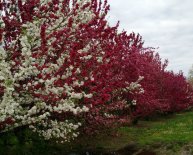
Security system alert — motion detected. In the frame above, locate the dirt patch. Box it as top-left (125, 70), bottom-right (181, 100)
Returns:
top-left (136, 150), bottom-right (157, 155)
top-left (116, 143), bottom-right (139, 155)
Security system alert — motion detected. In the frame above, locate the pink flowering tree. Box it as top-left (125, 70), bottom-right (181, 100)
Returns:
top-left (130, 49), bottom-right (192, 117)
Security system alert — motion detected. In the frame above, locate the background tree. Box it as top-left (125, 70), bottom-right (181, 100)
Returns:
top-left (188, 65), bottom-right (193, 87)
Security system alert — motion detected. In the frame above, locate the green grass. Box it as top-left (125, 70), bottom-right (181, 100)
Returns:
top-left (118, 111), bottom-right (193, 146)
top-left (60, 111), bottom-right (193, 153)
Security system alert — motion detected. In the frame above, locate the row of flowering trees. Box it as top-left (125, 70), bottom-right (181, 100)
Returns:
top-left (0, 0), bottom-right (192, 142)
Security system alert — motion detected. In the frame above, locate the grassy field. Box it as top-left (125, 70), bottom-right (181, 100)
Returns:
top-left (1, 111), bottom-right (193, 154)
top-left (67, 111), bottom-right (193, 154)
top-left (119, 111), bottom-right (193, 146)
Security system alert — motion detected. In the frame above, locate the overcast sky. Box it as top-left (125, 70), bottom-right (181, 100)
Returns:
top-left (108, 0), bottom-right (193, 76)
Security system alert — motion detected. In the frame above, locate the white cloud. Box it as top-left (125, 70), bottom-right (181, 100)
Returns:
top-left (108, 0), bottom-right (193, 76)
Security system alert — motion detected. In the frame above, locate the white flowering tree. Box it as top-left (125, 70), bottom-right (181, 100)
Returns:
top-left (0, 0), bottom-right (107, 142)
